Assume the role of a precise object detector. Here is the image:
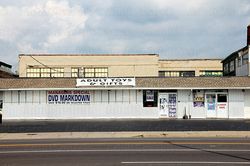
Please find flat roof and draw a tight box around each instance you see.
[0,77,250,90]
[159,59,222,61]
[19,54,159,57]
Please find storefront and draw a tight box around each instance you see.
[0,77,250,120]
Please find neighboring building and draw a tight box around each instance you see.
[19,54,159,78]
[0,61,17,78]
[159,59,223,77]
[19,54,222,78]
[222,25,250,76]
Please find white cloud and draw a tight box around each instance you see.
[0,0,88,53]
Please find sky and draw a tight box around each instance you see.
[0,0,250,71]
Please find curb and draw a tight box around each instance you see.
[0,131,250,140]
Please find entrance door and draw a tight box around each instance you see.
[216,94,228,118]
[205,93,228,118]
[159,93,177,118]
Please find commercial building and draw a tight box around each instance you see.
[0,48,249,120]
[0,77,250,119]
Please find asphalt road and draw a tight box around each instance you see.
[1,119,250,133]
[0,138,250,165]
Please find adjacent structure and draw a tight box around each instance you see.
[19,54,222,78]
[0,61,17,78]
[222,25,250,76]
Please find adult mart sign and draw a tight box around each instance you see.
[76,78,136,87]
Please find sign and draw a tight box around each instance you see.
[47,90,90,104]
[76,78,135,87]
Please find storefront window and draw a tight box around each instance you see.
[217,94,227,102]
[143,90,158,107]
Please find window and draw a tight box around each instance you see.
[71,67,108,78]
[26,67,64,77]
[217,94,227,102]
[27,68,40,77]
[237,57,241,67]
[158,71,194,77]
[242,54,248,65]
[51,68,64,77]
[180,71,195,77]
[199,70,223,77]
[223,63,229,73]
[41,68,50,77]
[229,60,235,72]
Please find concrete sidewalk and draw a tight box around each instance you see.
[0,131,250,140]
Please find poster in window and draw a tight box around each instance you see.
[193,93,204,107]
[168,94,177,117]
[146,90,154,102]
[206,94,216,110]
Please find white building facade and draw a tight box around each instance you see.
[1,77,250,120]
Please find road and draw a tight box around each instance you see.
[0,138,250,165]
[2,119,250,133]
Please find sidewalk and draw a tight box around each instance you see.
[0,131,250,140]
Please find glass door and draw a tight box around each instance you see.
[206,94,216,118]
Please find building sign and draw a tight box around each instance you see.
[47,90,90,104]
[76,78,135,87]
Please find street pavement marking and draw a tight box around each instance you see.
[1,149,250,154]
[121,161,250,165]
[1,141,250,147]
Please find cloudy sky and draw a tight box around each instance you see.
[0,0,250,70]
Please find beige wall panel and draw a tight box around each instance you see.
[19,55,159,77]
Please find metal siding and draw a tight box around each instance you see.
[177,90,190,118]
[191,90,206,118]
[244,90,250,118]
[228,90,244,118]
[3,90,158,119]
